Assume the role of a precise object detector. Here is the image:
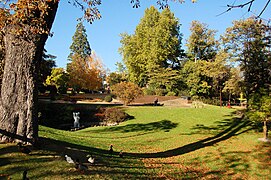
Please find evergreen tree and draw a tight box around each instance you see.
[68,21,92,61]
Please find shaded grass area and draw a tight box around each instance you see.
[1,106,271,179]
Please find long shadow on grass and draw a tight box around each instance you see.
[189,111,249,136]
[92,119,178,133]
[126,116,253,158]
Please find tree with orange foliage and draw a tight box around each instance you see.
[111,82,143,106]
[68,52,105,91]
[0,0,196,144]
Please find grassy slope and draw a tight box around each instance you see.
[0,105,270,179]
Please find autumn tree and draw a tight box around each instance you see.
[111,82,143,106]
[68,52,105,91]
[0,0,195,144]
[66,21,105,92]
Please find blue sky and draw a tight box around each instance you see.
[45,0,270,71]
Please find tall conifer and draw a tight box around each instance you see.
[68,21,92,61]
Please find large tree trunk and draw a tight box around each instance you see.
[0,2,58,144]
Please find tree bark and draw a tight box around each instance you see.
[0,1,59,144]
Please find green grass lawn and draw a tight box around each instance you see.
[1,105,270,179]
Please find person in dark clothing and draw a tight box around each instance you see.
[154,97,158,106]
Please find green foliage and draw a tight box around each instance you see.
[148,66,181,94]
[166,91,176,96]
[198,97,220,106]
[104,95,113,102]
[142,87,156,95]
[119,6,183,87]
[68,21,92,60]
[155,88,167,96]
[223,66,243,98]
[186,20,217,61]
[111,82,143,105]
[247,94,271,123]
[182,60,211,97]
[181,51,231,99]
[45,68,69,94]
[106,72,127,86]
[222,17,271,100]
[115,61,127,74]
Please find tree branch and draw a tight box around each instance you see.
[226,0,270,18]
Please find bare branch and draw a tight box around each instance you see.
[226,0,270,18]
[258,0,270,17]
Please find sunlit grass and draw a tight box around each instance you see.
[1,105,270,179]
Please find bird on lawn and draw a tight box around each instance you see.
[87,154,95,164]
[119,150,123,158]
[65,155,75,164]
[17,142,31,154]
[75,159,88,173]
[109,144,113,155]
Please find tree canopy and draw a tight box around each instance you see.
[68,21,92,61]
[222,17,271,102]
[119,6,183,88]
[186,21,217,61]
[68,53,105,91]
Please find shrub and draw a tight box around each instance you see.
[104,95,113,102]
[111,82,143,105]
[95,107,129,124]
